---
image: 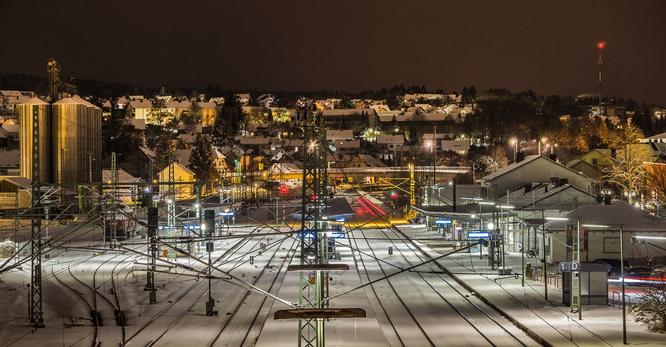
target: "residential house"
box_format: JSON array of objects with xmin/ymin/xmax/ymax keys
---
[
  {"xmin": 102, "ymin": 169, "xmax": 141, "ymax": 204},
  {"xmin": 158, "ymin": 162, "xmax": 195, "ymax": 200},
  {"xmin": 480, "ymin": 155, "xmax": 595, "ymax": 198},
  {"xmin": 0, "ymin": 176, "xmax": 31, "ymax": 209},
  {"xmin": 567, "ymin": 149, "xmax": 614, "ymax": 179},
  {"xmin": 0, "ymin": 150, "xmax": 20, "ymax": 175}
]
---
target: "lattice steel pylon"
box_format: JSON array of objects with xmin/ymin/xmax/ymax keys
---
[
  {"xmin": 167, "ymin": 154, "xmax": 176, "ymax": 258},
  {"xmin": 30, "ymin": 105, "xmax": 45, "ymax": 327},
  {"xmin": 297, "ymin": 107, "xmax": 329, "ymax": 347},
  {"xmin": 110, "ymin": 152, "xmax": 118, "ymax": 247}
]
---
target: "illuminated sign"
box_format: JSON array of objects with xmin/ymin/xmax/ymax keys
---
[{"xmin": 467, "ymin": 231, "xmax": 490, "ymax": 238}]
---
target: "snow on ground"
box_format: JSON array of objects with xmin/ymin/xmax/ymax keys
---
[
  {"xmin": 400, "ymin": 224, "xmax": 666, "ymax": 347},
  {"xmin": 3, "ymin": 222, "xmax": 665, "ymax": 346}
]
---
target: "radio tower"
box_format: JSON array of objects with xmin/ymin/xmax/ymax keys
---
[{"xmin": 597, "ymin": 40, "xmax": 606, "ymax": 116}]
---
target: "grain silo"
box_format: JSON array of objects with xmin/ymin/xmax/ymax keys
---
[
  {"xmin": 17, "ymin": 97, "xmax": 52, "ymax": 182},
  {"xmin": 52, "ymin": 96, "xmax": 102, "ymax": 186}
]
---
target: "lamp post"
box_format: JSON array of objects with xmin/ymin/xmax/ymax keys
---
[
  {"xmin": 510, "ymin": 137, "xmax": 518, "ymax": 163},
  {"xmin": 541, "ymin": 209, "xmax": 548, "ymax": 300},
  {"xmin": 521, "ymin": 224, "xmax": 525, "ymax": 287},
  {"xmin": 619, "ymin": 223, "xmax": 627, "ymax": 345},
  {"xmin": 539, "ymin": 137, "xmax": 548, "ymax": 156}
]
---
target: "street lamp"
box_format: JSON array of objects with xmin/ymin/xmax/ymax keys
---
[
  {"xmin": 510, "ymin": 138, "xmax": 518, "ymax": 163},
  {"xmin": 539, "ymin": 137, "xmax": 548, "ymax": 156},
  {"xmin": 583, "ymin": 223, "xmax": 627, "ymax": 345}
]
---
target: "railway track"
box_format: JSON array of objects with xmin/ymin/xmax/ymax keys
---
[
  {"xmin": 442, "ymin": 241, "xmax": 614, "ymax": 347},
  {"xmin": 208, "ymin": 237, "xmax": 298, "ymax": 346},
  {"xmin": 124, "ymin": 227, "xmax": 273, "ymax": 346},
  {"xmin": 378, "ymin": 226, "xmax": 534, "ymax": 347},
  {"xmin": 348, "ymin": 227, "xmax": 435, "ymax": 347}
]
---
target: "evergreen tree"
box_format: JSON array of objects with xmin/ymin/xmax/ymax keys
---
[
  {"xmin": 213, "ymin": 93, "xmax": 243, "ymax": 147},
  {"xmin": 188, "ymin": 134, "xmax": 215, "ymax": 185}
]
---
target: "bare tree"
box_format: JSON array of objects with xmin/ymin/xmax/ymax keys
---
[
  {"xmin": 631, "ymin": 281, "xmax": 666, "ymax": 333},
  {"xmin": 645, "ymin": 163, "xmax": 666, "ymax": 207},
  {"xmin": 604, "ymin": 123, "xmax": 647, "ymax": 204}
]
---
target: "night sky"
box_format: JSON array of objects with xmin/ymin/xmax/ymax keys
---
[{"xmin": 1, "ymin": 0, "xmax": 665, "ymax": 103}]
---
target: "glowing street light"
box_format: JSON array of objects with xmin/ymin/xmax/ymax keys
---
[
  {"xmin": 539, "ymin": 137, "xmax": 548, "ymax": 156},
  {"xmin": 509, "ymin": 137, "xmax": 518, "ymax": 163}
]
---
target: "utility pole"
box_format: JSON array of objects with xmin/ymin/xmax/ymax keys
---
[
  {"xmin": 275, "ymin": 106, "xmax": 364, "ymax": 347},
  {"xmin": 297, "ymin": 109, "xmax": 330, "ymax": 346},
  {"xmin": 29, "ymin": 105, "xmax": 45, "ymax": 328},
  {"xmin": 110, "ymin": 152, "xmax": 118, "ymax": 248},
  {"xmin": 432, "ymin": 124, "xmax": 437, "ymax": 187},
  {"xmin": 205, "ymin": 209, "xmax": 216, "ymax": 316},
  {"xmin": 167, "ymin": 154, "xmax": 176, "ymax": 258},
  {"xmin": 542, "ymin": 209, "xmax": 548, "ymax": 301},
  {"xmin": 145, "ymin": 207, "xmax": 158, "ymax": 304}
]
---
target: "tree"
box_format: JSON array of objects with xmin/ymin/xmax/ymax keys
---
[
  {"xmin": 188, "ymin": 134, "xmax": 215, "ymax": 186},
  {"xmin": 213, "ymin": 93, "xmax": 243, "ymax": 147},
  {"xmin": 147, "ymin": 98, "xmax": 172, "ymax": 126},
  {"xmin": 461, "ymin": 86, "xmax": 476, "ymax": 104},
  {"xmin": 604, "ymin": 123, "xmax": 647, "ymax": 204},
  {"xmin": 598, "ymin": 119, "xmax": 610, "ymax": 146},
  {"xmin": 153, "ymin": 135, "xmax": 173, "ymax": 171},
  {"xmin": 645, "ymin": 163, "xmax": 666, "ymax": 207},
  {"xmin": 487, "ymin": 145, "xmax": 509, "ymax": 169},
  {"xmin": 181, "ymin": 101, "xmax": 202, "ymax": 125},
  {"xmin": 631, "ymin": 281, "xmax": 666, "ymax": 332}
]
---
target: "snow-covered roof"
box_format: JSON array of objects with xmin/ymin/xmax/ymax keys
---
[
  {"xmin": 128, "ymin": 100, "xmax": 153, "ymax": 109},
  {"xmin": 2, "ymin": 123, "xmax": 19, "ymax": 134},
  {"xmin": 139, "ymin": 146, "xmax": 156, "ymax": 159},
  {"xmin": 482, "ymin": 155, "xmax": 554, "ymax": 181},
  {"xmin": 327, "ymin": 130, "xmax": 354, "ymax": 140},
  {"xmin": 18, "ymin": 97, "xmax": 48, "ymax": 106},
  {"xmin": 376, "ymin": 134, "xmax": 404, "ymax": 145},
  {"xmin": 504, "ymin": 183, "xmax": 596, "ymax": 210},
  {"xmin": 0, "ymin": 150, "xmax": 19, "ymax": 167},
  {"xmin": 54, "ymin": 95, "xmax": 101, "ymax": 109},
  {"xmin": 102, "ymin": 169, "xmax": 139, "ymax": 183},
  {"xmin": 546, "ymin": 201, "xmax": 666, "ymax": 232},
  {"xmin": 0, "ymin": 176, "xmax": 31, "ymax": 189}
]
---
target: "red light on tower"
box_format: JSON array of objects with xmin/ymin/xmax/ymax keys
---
[
  {"xmin": 279, "ymin": 184, "xmax": 289, "ymax": 196},
  {"xmin": 597, "ymin": 41, "xmax": 606, "ymax": 50}
]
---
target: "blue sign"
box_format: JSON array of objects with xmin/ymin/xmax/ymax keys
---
[
  {"xmin": 329, "ymin": 231, "xmax": 346, "ymax": 239},
  {"xmin": 301, "ymin": 230, "xmax": 316, "ymax": 239},
  {"xmin": 468, "ymin": 231, "xmax": 490, "ymax": 238},
  {"xmin": 435, "ymin": 218, "xmax": 452, "ymax": 225}
]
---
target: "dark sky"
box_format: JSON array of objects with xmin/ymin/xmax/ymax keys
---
[{"xmin": 1, "ymin": 0, "xmax": 665, "ymax": 103}]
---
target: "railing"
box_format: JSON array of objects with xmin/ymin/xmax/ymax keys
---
[{"xmin": 609, "ymin": 291, "xmax": 632, "ymax": 309}]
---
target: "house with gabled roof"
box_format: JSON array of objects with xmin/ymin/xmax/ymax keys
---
[
  {"xmin": 157, "ymin": 162, "xmax": 196, "ymax": 200},
  {"xmin": 480, "ymin": 155, "xmax": 595, "ymax": 198}
]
